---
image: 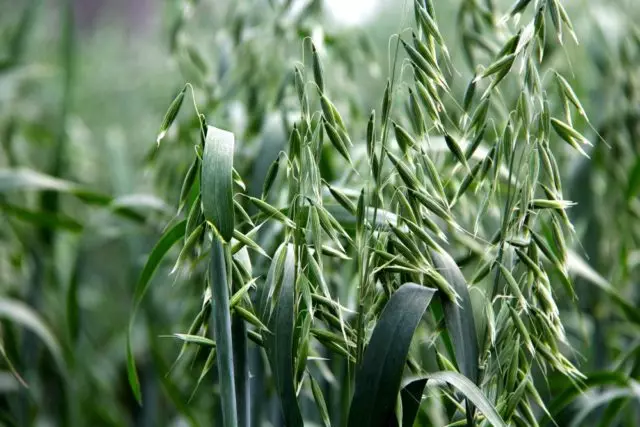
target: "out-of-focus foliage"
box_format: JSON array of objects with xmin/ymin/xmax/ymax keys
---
[{"xmin": 0, "ymin": 0, "xmax": 638, "ymax": 426}]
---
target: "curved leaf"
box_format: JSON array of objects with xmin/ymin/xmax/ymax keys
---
[
  {"xmin": 348, "ymin": 283, "xmax": 436, "ymax": 427},
  {"xmin": 127, "ymin": 220, "xmax": 186, "ymax": 404},
  {"xmin": 264, "ymin": 244, "xmax": 303, "ymax": 426},
  {"xmin": 110, "ymin": 193, "xmax": 172, "ymax": 214},
  {"xmin": 0, "ymin": 299, "xmax": 65, "ymax": 372},
  {"xmin": 202, "ymin": 126, "xmax": 235, "ymax": 242},
  {"xmin": 430, "ymin": 249, "xmax": 479, "ymax": 424},
  {"xmin": 0, "ymin": 168, "xmax": 76, "ymax": 193},
  {"xmin": 132, "ymin": 220, "xmax": 187, "ymax": 305},
  {"xmin": 541, "ymin": 371, "xmax": 631, "ymax": 426},
  {"xmin": 0, "ymin": 168, "xmax": 149, "ymax": 223},
  {"xmin": 567, "ymin": 250, "xmax": 640, "ymax": 325},
  {"xmin": 426, "ymin": 371, "xmax": 506, "ymax": 427},
  {"xmin": 0, "ymin": 201, "xmax": 82, "ymax": 232},
  {"xmin": 430, "ymin": 250, "xmax": 479, "ymax": 384}
]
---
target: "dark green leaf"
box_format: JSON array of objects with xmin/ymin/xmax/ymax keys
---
[
  {"xmin": 400, "ymin": 378, "xmax": 427, "ymax": 427},
  {"xmin": 264, "ymin": 244, "xmax": 303, "ymax": 426},
  {"xmin": 348, "ymin": 283, "xmax": 436, "ymax": 427},
  {"xmin": 430, "ymin": 250, "xmax": 479, "ymax": 384}
]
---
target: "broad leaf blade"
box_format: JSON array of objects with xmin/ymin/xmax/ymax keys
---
[
  {"xmin": 202, "ymin": 126, "xmax": 235, "ymax": 242},
  {"xmin": 348, "ymin": 283, "xmax": 436, "ymax": 427},
  {"xmin": 400, "ymin": 378, "xmax": 427, "ymax": 427},
  {"xmin": 264, "ymin": 244, "xmax": 303, "ymax": 426},
  {"xmin": 431, "ymin": 249, "xmax": 479, "ymax": 424},
  {"xmin": 430, "ymin": 249, "xmax": 479, "ymax": 384}
]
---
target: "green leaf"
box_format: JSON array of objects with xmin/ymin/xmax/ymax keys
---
[
  {"xmin": 400, "ymin": 378, "xmax": 427, "ymax": 427},
  {"xmin": 254, "ymin": 243, "xmax": 286, "ymax": 323},
  {"xmin": 348, "ymin": 283, "xmax": 436, "ymax": 427},
  {"xmin": 264, "ymin": 244, "xmax": 303, "ymax": 426},
  {"xmin": 0, "ymin": 168, "xmax": 75, "ymax": 193},
  {"xmin": 430, "ymin": 249, "xmax": 479, "ymax": 424},
  {"xmin": 168, "ymin": 333, "xmax": 216, "ymax": 347},
  {"xmin": 567, "ymin": 250, "xmax": 640, "ymax": 325},
  {"xmin": 110, "ymin": 194, "xmax": 172, "ymax": 214},
  {"xmin": 202, "ymin": 126, "xmax": 235, "ymax": 242},
  {"xmin": 0, "ymin": 299, "xmax": 65, "ymax": 373},
  {"xmin": 310, "ymin": 373, "xmax": 331, "ymax": 427},
  {"xmin": 425, "ymin": 371, "xmax": 506, "ymax": 427},
  {"xmin": 627, "ymin": 158, "xmax": 640, "ymax": 202},
  {"xmin": 325, "ymin": 204, "xmax": 399, "ymax": 232},
  {"xmin": 66, "ymin": 259, "xmax": 80, "ymax": 344},
  {"xmin": 127, "ymin": 220, "xmax": 186, "ymax": 404},
  {"xmin": 430, "ymin": 250, "xmax": 479, "ymax": 383},
  {"xmin": 0, "ymin": 169, "xmax": 149, "ymax": 223},
  {"xmin": 569, "ymin": 387, "xmax": 635, "ymax": 427},
  {"xmin": 133, "ymin": 221, "xmax": 187, "ymax": 305},
  {"xmin": 0, "ymin": 201, "xmax": 82, "ymax": 232},
  {"xmin": 541, "ymin": 371, "xmax": 631, "ymax": 426}
]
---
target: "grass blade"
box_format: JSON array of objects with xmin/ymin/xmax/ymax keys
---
[
  {"xmin": 400, "ymin": 378, "xmax": 427, "ymax": 427},
  {"xmin": 310, "ymin": 373, "xmax": 331, "ymax": 427},
  {"xmin": 202, "ymin": 126, "xmax": 235, "ymax": 242},
  {"xmin": 127, "ymin": 220, "xmax": 186, "ymax": 404},
  {"xmin": 0, "ymin": 168, "xmax": 76, "ymax": 193},
  {"xmin": 265, "ymin": 244, "xmax": 303, "ymax": 426},
  {"xmin": 430, "ymin": 250, "xmax": 479, "ymax": 383},
  {"xmin": 430, "ymin": 249, "xmax": 479, "ymax": 425},
  {"xmin": 0, "ymin": 299, "xmax": 65, "ymax": 372},
  {"xmin": 348, "ymin": 283, "xmax": 436, "ymax": 427},
  {"xmin": 540, "ymin": 371, "xmax": 630, "ymax": 426}
]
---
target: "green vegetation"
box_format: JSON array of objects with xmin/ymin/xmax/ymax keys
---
[{"xmin": 1, "ymin": 0, "xmax": 639, "ymax": 426}]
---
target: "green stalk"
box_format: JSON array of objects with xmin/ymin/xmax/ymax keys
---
[
  {"xmin": 230, "ymin": 244, "xmax": 249, "ymax": 427},
  {"xmin": 210, "ymin": 235, "xmax": 238, "ymax": 427},
  {"xmin": 232, "ymin": 315, "xmax": 249, "ymax": 427}
]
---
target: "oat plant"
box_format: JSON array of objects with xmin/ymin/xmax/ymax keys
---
[
  {"xmin": 123, "ymin": 1, "xmax": 619, "ymax": 425},
  {"xmin": 123, "ymin": 0, "xmax": 624, "ymax": 426}
]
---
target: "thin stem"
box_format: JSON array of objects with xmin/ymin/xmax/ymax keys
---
[{"xmin": 210, "ymin": 236, "xmax": 238, "ymax": 427}]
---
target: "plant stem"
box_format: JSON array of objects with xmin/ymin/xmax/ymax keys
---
[
  {"xmin": 232, "ymin": 315, "xmax": 249, "ymax": 427},
  {"xmin": 210, "ymin": 235, "xmax": 238, "ymax": 427},
  {"xmin": 231, "ymin": 241, "xmax": 249, "ymax": 427}
]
